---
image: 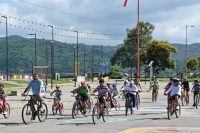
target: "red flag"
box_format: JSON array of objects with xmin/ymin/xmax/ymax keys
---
[{"xmin": 124, "ymin": 0, "xmax": 128, "ymax": 7}]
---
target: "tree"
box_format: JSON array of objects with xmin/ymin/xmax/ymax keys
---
[
  {"xmin": 110, "ymin": 21, "xmax": 155, "ymax": 68},
  {"xmin": 140, "ymin": 40, "xmax": 177, "ymax": 74},
  {"xmin": 187, "ymin": 58, "xmax": 199, "ymax": 71},
  {"xmin": 109, "ymin": 65, "xmax": 123, "ymax": 79}
]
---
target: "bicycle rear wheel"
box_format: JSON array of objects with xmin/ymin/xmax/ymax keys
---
[
  {"xmin": 92, "ymin": 104, "xmax": 100, "ymax": 125},
  {"xmin": 22, "ymin": 104, "xmax": 33, "ymax": 125},
  {"xmin": 38, "ymin": 103, "xmax": 48, "ymax": 122},
  {"xmin": 3, "ymin": 103, "xmax": 10, "ymax": 119}
]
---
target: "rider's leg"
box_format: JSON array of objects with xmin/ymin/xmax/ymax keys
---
[
  {"xmin": 36, "ymin": 94, "xmax": 43, "ymax": 107},
  {"xmin": 175, "ymin": 95, "xmax": 179, "ymax": 109},
  {"xmin": 2, "ymin": 96, "xmax": 7, "ymax": 113},
  {"xmin": 193, "ymin": 91, "xmax": 196, "ymax": 106}
]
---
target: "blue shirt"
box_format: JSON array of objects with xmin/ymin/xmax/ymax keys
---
[
  {"xmin": 193, "ymin": 83, "xmax": 200, "ymax": 91},
  {"xmin": 27, "ymin": 79, "xmax": 44, "ymax": 95}
]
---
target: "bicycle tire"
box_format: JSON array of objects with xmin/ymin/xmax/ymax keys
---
[
  {"xmin": 167, "ymin": 103, "xmax": 172, "ymax": 120},
  {"xmin": 125, "ymin": 97, "xmax": 128, "ymax": 116},
  {"xmin": 175, "ymin": 104, "xmax": 181, "ymax": 118},
  {"xmin": 38, "ymin": 103, "xmax": 48, "ymax": 122},
  {"xmin": 22, "ymin": 104, "xmax": 33, "ymax": 125},
  {"xmin": 52, "ymin": 103, "xmax": 57, "ymax": 115},
  {"xmin": 102, "ymin": 106, "xmax": 109, "ymax": 122},
  {"xmin": 92, "ymin": 104, "xmax": 100, "ymax": 125},
  {"xmin": 195, "ymin": 94, "xmax": 199, "ymax": 109},
  {"xmin": 136, "ymin": 97, "xmax": 140, "ymax": 110},
  {"xmin": 3, "ymin": 103, "xmax": 10, "ymax": 119}
]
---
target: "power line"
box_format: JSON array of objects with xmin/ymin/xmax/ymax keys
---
[{"xmin": 18, "ymin": 0, "xmax": 130, "ymax": 26}]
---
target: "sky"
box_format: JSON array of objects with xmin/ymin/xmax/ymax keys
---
[{"xmin": 0, "ymin": 0, "xmax": 200, "ymax": 46}]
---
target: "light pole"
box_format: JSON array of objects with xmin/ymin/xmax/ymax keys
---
[
  {"xmin": 73, "ymin": 46, "xmax": 76, "ymax": 87},
  {"xmin": 73, "ymin": 30, "xmax": 79, "ymax": 77},
  {"xmin": 27, "ymin": 33, "xmax": 37, "ymax": 66},
  {"xmin": 1, "ymin": 15, "xmax": 8, "ymax": 81},
  {"xmin": 185, "ymin": 25, "xmax": 194, "ymax": 77},
  {"xmin": 136, "ymin": 0, "xmax": 140, "ymax": 78},
  {"xmin": 48, "ymin": 25, "xmax": 54, "ymax": 89}
]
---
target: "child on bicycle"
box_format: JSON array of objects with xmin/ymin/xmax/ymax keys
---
[
  {"xmin": 50, "ymin": 85, "xmax": 63, "ymax": 106},
  {"xmin": 150, "ymin": 80, "xmax": 159, "ymax": 98},
  {"xmin": 0, "ymin": 84, "xmax": 7, "ymax": 114},
  {"xmin": 191, "ymin": 79, "xmax": 200, "ymax": 106}
]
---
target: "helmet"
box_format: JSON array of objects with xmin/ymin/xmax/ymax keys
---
[
  {"xmin": 81, "ymin": 81, "xmax": 86, "ymax": 86},
  {"xmin": 173, "ymin": 78, "xmax": 180, "ymax": 82}
]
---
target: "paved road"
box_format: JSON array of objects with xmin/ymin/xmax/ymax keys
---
[{"xmin": 0, "ymin": 81, "xmax": 200, "ymax": 133}]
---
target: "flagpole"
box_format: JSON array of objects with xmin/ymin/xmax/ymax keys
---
[{"xmin": 136, "ymin": 0, "xmax": 140, "ymax": 78}]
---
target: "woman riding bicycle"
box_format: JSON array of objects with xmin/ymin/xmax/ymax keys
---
[
  {"xmin": 0, "ymin": 84, "xmax": 7, "ymax": 114},
  {"xmin": 165, "ymin": 78, "xmax": 181, "ymax": 109}
]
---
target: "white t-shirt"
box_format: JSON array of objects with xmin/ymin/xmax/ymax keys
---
[
  {"xmin": 166, "ymin": 84, "xmax": 181, "ymax": 96},
  {"xmin": 126, "ymin": 84, "xmax": 138, "ymax": 95}
]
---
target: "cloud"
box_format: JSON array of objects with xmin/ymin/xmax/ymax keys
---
[{"xmin": 0, "ymin": 0, "xmax": 200, "ymax": 45}]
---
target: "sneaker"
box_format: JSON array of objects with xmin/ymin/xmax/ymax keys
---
[
  {"xmin": 3, "ymin": 111, "xmax": 7, "ymax": 115},
  {"xmin": 132, "ymin": 107, "xmax": 136, "ymax": 111}
]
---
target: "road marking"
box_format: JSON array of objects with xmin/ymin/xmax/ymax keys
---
[{"xmin": 118, "ymin": 127, "xmax": 200, "ymax": 133}]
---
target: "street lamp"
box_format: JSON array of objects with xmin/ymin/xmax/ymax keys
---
[
  {"xmin": 73, "ymin": 30, "xmax": 79, "ymax": 77},
  {"xmin": 1, "ymin": 15, "xmax": 8, "ymax": 81},
  {"xmin": 48, "ymin": 25, "xmax": 54, "ymax": 89},
  {"xmin": 27, "ymin": 33, "xmax": 37, "ymax": 66},
  {"xmin": 185, "ymin": 25, "xmax": 194, "ymax": 77},
  {"xmin": 73, "ymin": 46, "xmax": 76, "ymax": 87}
]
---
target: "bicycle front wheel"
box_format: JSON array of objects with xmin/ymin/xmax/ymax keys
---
[
  {"xmin": 175, "ymin": 104, "xmax": 181, "ymax": 118},
  {"xmin": 195, "ymin": 94, "xmax": 199, "ymax": 109},
  {"xmin": 3, "ymin": 103, "xmax": 10, "ymax": 119},
  {"xmin": 102, "ymin": 106, "xmax": 109, "ymax": 122},
  {"xmin": 52, "ymin": 103, "xmax": 58, "ymax": 115},
  {"xmin": 167, "ymin": 104, "xmax": 172, "ymax": 120},
  {"xmin": 22, "ymin": 104, "xmax": 33, "ymax": 125},
  {"xmin": 92, "ymin": 104, "xmax": 100, "ymax": 125},
  {"xmin": 38, "ymin": 103, "xmax": 48, "ymax": 122}
]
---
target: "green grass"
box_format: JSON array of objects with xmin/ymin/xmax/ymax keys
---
[{"xmin": 0, "ymin": 81, "xmax": 23, "ymax": 95}]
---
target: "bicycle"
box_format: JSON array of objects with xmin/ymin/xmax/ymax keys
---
[
  {"xmin": 52, "ymin": 97, "xmax": 64, "ymax": 115},
  {"xmin": 71, "ymin": 91, "xmax": 92, "ymax": 119},
  {"xmin": 167, "ymin": 96, "xmax": 181, "ymax": 120},
  {"xmin": 0, "ymin": 95, "xmax": 10, "ymax": 119},
  {"xmin": 192, "ymin": 90, "xmax": 200, "ymax": 109},
  {"xmin": 125, "ymin": 93, "xmax": 133, "ymax": 116},
  {"xmin": 92, "ymin": 95, "xmax": 109, "ymax": 125},
  {"xmin": 112, "ymin": 96, "xmax": 120, "ymax": 111},
  {"xmin": 21, "ymin": 94, "xmax": 48, "ymax": 125}
]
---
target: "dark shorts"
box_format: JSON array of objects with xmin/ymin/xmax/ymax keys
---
[
  {"xmin": 183, "ymin": 88, "xmax": 190, "ymax": 92},
  {"xmin": 171, "ymin": 94, "xmax": 180, "ymax": 100},
  {"xmin": 98, "ymin": 95, "xmax": 106, "ymax": 104},
  {"xmin": 194, "ymin": 90, "xmax": 200, "ymax": 95},
  {"xmin": 79, "ymin": 94, "xmax": 89, "ymax": 102}
]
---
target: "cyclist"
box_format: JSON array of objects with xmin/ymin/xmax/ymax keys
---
[
  {"xmin": 181, "ymin": 77, "xmax": 190, "ymax": 102},
  {"xmin": 92, "ymin": 79, "xmax": 110, "ymax": 108},
  {"xmin": 125, "ymin": 80, "xmax": 139, "ymax": 110},
  {"xmin": 191, "ymin": 79, "xmax": 200, "ymax": 106},
  {"xmin": 111, "ymin": 84, "xmax": 119, "ymax": 99},
  {"xmin": 165, "ymin": 78, "xmax": 181, "ymax": 109},
  {"xmin": 22, "ymin": 74, "xmax": 45, "ymax": 107},
  {"xmin": 150, "ymin": 80, "xmax": 159, "ymax": 99},
  {"xmin": 50, "ymin": 85, "xmax": 63, "ymax": 107},
  {"xmin": 0, "ymin": 84, "xmax": 7, "ymax": 114},
  {"xmin": 73, "ymin": 81, "xmax": 90, "ymax": 114}
]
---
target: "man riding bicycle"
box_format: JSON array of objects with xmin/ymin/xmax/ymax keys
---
[
  {"xmin": 92, "ymin": 79, "xmax": 111, "ymax": 108},
  {"xmin": 22, "ymin": 74, "xmax": 45, "ymax": 107},
  {"xmin": 191, "ymin": 79, "xmax": 200, "ymax": 106},
  {"xmin": 165, "ymin": 78, "xmax": 181, "ymax": 109}
]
